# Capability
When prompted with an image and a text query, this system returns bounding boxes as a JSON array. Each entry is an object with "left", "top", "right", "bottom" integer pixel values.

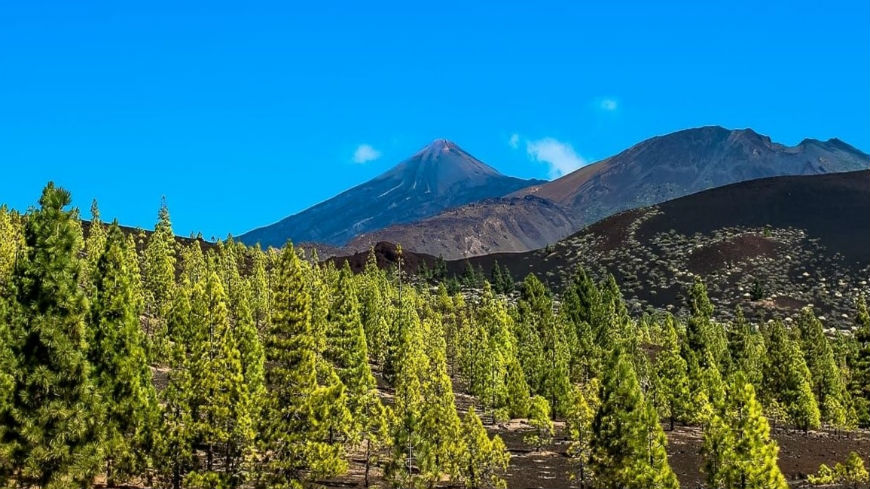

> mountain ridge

[
  {"left": 238, "top": 139, "right": 544, "bottom": 248},
  {"left": 359, "top": 126, "right": 868, "bottom": 258}
]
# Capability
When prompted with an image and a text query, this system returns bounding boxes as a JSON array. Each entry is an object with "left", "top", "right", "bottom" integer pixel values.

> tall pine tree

[
  {"left": 3, "top": 183, "right": 105, "bottom": 488},
  {"left": 89, "top": 223, "right": 160, "bottom": 486},
  {"left": 258, "top": 244, "right": 348, "bottom": 488}
]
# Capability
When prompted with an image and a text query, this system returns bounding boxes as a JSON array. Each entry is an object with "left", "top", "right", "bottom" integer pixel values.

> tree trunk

[
  {"left": 106, "top": 458, "right": 114, "bottom": 488},
  {"left": 364, "top": 438, "right": 371, "bottom": 488}
]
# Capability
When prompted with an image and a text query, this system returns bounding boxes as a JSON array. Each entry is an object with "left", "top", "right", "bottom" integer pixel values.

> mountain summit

[{"left": 239, "top": 140, "right": 543, "bottom": 248}]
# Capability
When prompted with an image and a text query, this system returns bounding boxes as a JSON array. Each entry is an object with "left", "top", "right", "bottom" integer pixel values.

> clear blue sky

[{"left": 1, "top": 1, "right": 868, "bottom": 239}]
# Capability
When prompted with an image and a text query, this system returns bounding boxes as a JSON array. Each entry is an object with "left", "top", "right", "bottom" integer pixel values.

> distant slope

[
  {"left": 451, "top": 170, "right": 870, "bottom": 327},
  {"left": 239, "top": 139, "right": 543, "bottom": 248},
  {"left": 365, "top": 127, "right": 868, "bottom": 259},
  {"left": 517, "top": 126, "right": 869, "bottom": 227},
  {"left": 346, "top": 196, "right": 577, "bottom": 258}
]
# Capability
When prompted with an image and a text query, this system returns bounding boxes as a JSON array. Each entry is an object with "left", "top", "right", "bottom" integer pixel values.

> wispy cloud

[
  {"left": 352, "top": 144, "right": 381, "bottom": 164},
  {"left": 525, "top": 137, "right": 587, "bottom": 178},
  {"left": 598, "top": 97, "right": 618, "bottom": 111},
  {"left": 508, "top": 133, "right": 520, "bottom": 149}
]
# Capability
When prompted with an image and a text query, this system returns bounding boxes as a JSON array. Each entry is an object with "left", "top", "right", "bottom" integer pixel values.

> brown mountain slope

[
  {"left": 346, "top": 195, "right": 577, "bottom": 258},
  {"left": 448, "top": 170, "right": 870, "bottom": 328},
  {"left": 357, "top": 126, "right": 868, "bottom": 259}
]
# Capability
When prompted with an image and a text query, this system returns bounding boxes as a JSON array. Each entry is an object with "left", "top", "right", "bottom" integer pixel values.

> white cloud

[
  {"left": 525, "top": 137, "right": 587, "bottom": 178},
  {"left": 352, "top": 144, "right": 381, "bottom": 164},
  {"left": 508, "top": 133, "right": 520, "bottom": 149},
  {"left": 598, "top": 97, "right": 618, "bottom": 111}
]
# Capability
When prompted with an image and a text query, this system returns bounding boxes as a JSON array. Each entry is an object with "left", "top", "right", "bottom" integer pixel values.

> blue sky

[{"left": 1, "top": 1, "right": 868, "bottom": 239}]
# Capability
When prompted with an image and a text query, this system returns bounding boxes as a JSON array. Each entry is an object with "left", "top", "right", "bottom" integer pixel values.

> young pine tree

[
  {"left": 3, "top": 183, "right": 105, "bottom": 488},
  {"left": 656, "top": 315, "right": 691, "bottom": 430},
  {"left": 565, "top": 385, "right": 594, "bottom": 488},
  {"left": 796, "top": 307, "right": 849, "bottom": 428},
  {"left": 387, "top": 297, "right": 429, "bottom": 488},
  {"left": 763, "top": 320, "right": 820, "bottom": 432},
  {"left": 82, "top": 199, "right": 107, "bottom": 295},
  {"left": 417, "top": 317, "right": 465, "bottom": 486},
  {"left": 589, "top": 351, "right": 679, "bottom": 489},
  {"left": 851, "top": 296, "right": 870, "bottom": 427},
  {"left": 728, "top": 307, "right": 766, "bottom": 392},
  {"left": 458, "top": 407, "right": 510, "bottom": 489},
  {"left": 702, "top": 374, "right": 788, "bottom": 489},
  {"left": 89, "top": 223, "right": 160, "bottom": 486},
  {"left": 524, "top": 395, "right": 553, "bottom": 451},
  {"left": 686, "top": 277, "right": 730, "bottom": 371}
]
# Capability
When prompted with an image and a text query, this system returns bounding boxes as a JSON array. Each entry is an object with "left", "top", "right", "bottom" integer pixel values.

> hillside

[
  {"left": 362, "top": 127, "right": 869, "bottom": 259},
  {"left": 448, "top": 170, "right": 870, "bottom": 327},
  {"left": 346, "top": 195, "right": 577, "bottom": 258},
  {"left": 238, "top": 139, "right": 543, "bottom": 248}
]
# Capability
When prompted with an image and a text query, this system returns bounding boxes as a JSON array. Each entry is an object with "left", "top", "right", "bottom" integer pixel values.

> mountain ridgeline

[
  {"left": 238, "top": 139, "right": 544, "bottom": 248},
  {"left": 352, "top": 127, "right": 869, "bottom": 258}
]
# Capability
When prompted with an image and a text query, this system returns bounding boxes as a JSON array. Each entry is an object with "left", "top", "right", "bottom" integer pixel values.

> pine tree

[
  {"left": 728, "top": 307, "right": 765, "bottom": 392},
  {"left": 3, "top": 183, "right": 105, "bottom": 488},
  {"left": 82, "top": 199, "right": 107, "bottom": 295},
  {"left": 234, "top": 281, "right": 266, "bottom": 430},
  {"left": 560, "top": 270, "right": 599, "bottom": 383},
  {"left": 763, "top": 320, "right": 820, "bottom": 431},
  {"left": 469, "top": 283, "right": 523, "bottom": 422},
  {"left": 524, "top": 395, "right": 553, "bottom": 451},
  {"left": 838, "top": 451, "right": 869, "bottom": 487},
  {"left": 89, "top": 223, "right": 160, "bottom": 486},
  {"left": 258, "top": 244, "right": 348, "bottom": 488},
  {"left": 702, "top": 374, "right": 788, "bottom": 489},
  {"left": 417, "top": 317, "right": 464, "bottom": 486},
  {"left": 248, "top": 247, "right": 271, "bottom": 334},
  {"left": 157, "top": 279, "right": 196, "bottom": 489},
  {"left": 589, "top": 351, "right": 679, "bottom": 489},
  {"left": 359, "top": 389, "right": 390, "bottom": 488},
  {"left": 505, "top": 357, "right": 531, "bottom": 419},
  {"left": 387, "top": 297, "right": 429, "bottom": 488},
  {"left": 458, "top": 407, "right": 510, "bottom": 489},
  {"left": 686, "top": 277, "right": 729, "bottom": 371},
  {"left": 656, "top": 315, "right": 691, "bottom": 430},
  {"left": 796, "top": 307, "right": 849, "bottom": 427},
  {"left": 142, "top": 198, "right": 177, "bottom": 362},
  {"left": 0, "top": 206, "right": 23, "bottom": 286},
  {"left": 325, "top": 267, "right": 364, "bottom": 411},
  {"left": 565, "top": 385, "right": 594, "bottom": 488},
  {"left": 0, "top": 269, "right": 17, "bottom": 483},
  {"left": 849, "top": 296, "right": 870, "bottom": 427},
  {"left": 327, "top": 264, "right": 386, "bottom": 465},
  {"left": 514, "top": 275, "right": 548, "bottom": 394},
  {"left": 540, "top": 313, "right": 572, "bottom": 418},
  {"left": 359, "top": 250, "right": 390, "bottom": 367},
  {"left": 187, "top": 271, "right": 254, "bottom": 488},
  {"left": 515, "top": 274, "right": 570, "bottom": 416}
]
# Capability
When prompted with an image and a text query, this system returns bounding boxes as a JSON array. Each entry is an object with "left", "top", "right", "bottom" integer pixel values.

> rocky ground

[{"left": 324, "top": 401, "right": 870, "bottom": 489}]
